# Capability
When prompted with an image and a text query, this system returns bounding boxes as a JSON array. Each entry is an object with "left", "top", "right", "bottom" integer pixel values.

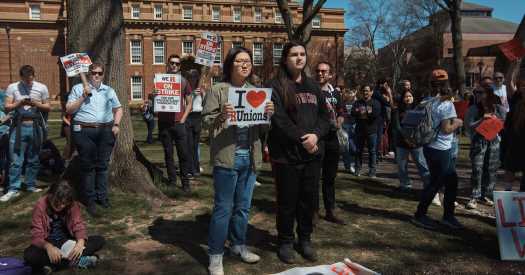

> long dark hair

[
  {"left": 398, "top": 90, "right": 416, "bottom": 113},
  {"left": 222, "top": 46, "right": 253, "bottom": 84},
  {"left": 277, "top": 41, "right": 307, "bottom": 109}
]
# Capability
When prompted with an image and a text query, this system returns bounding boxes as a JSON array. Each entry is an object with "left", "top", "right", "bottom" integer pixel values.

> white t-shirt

[
  {"left": 6, "top": 80, "right": 49, "bottom": 118},
  {"left": 493, "top": 84, "right": 509, "bottom": 113},
  {"left": 427, "top": 98, "right": 457, "bottom": 151},
  {"left": 192, "top": 92, "right": 203, "bottom": 113}
]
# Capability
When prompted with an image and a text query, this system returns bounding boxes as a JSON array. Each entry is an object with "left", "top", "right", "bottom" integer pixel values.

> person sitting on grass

[{"left": 24, "top": 180, "right": 105, "bottom": 274}]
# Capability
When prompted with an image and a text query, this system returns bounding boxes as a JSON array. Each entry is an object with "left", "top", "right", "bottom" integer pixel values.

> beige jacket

[{"left": 202, "top": 82, "right": 265, "bottom": 170}]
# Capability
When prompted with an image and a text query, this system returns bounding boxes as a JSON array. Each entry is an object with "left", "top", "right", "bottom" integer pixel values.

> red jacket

[{"left": 31, "top": 195, "right": 87, "bottom": 248}]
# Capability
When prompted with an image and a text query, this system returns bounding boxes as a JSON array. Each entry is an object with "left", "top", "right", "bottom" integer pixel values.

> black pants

[
  {"left": 144, "top": 119, "right": 155, "bottom": 144},
  {"left": 275, "top": 160, "right": 321, "bottom": 244},
  {"left": 416, "top": 147, "right": 457, "bottom": 219},
  {"left": 159, "top": 122, "right": 190, "bottom": 185},
  {"left": 24, "top": 235, "right": 105, "bottom": 270},
  {"left": 185, "top": 112, "right": 202, "bottom": 175},
  {"left": 320, "top": 133, "right": 340, "bottom": 212},
  {"left": 72, "top": 126, "right": 115, "bottom": 205}
]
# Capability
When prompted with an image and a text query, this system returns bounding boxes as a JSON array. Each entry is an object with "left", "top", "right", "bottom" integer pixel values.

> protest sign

[
  {"left": 195, "top": 32, "right": 219, "bottom": 67},
  {"left": 60, "top": 53, "right": 92, "bottom": 77},
  {"left": 227, "top": 87, "right": 271, "bottom": 127},
  {"left": 273, "top": 258, "right": 379, "bottom": 275},
  {"left": 494, "top": 191, "right": 525, "bottom": 260},
  {"left": 154, "top": 74, "right": 182, "bottom": 113}
]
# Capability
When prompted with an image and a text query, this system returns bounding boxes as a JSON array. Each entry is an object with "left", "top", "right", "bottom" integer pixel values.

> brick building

[
  {"left": 0, "top": 0, "right": 346, "bottom": 103},
  {"left": 378, "top": 2, "right": 518, "bottom": 92}
]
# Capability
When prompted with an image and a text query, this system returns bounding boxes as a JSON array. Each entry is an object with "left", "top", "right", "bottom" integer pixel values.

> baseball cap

[{"left": 431, "top": 69, "right": 448, "bottom": 81}]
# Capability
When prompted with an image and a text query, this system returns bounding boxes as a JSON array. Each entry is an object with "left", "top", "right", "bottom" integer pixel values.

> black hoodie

[{"left": 268, "top": 75, "right": 330, "bottom": 164}]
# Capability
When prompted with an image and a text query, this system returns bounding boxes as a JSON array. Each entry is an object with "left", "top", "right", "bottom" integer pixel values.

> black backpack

[{"left": 400, "top": 98, "right": 439, "bottom": 147}]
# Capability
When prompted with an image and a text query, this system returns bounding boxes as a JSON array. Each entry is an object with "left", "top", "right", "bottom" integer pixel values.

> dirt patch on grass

[{"left": 124, "top": 239, "right": 165, "bottom": 254}]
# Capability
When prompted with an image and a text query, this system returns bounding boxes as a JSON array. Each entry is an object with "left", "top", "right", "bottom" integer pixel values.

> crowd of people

[{"left": 0, "top": 40, "right": 523, "bottom": 275}]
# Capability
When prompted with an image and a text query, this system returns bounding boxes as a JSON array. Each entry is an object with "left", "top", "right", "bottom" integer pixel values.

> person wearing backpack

[
  {"left": 391, "top": 90, "right": 431, "bottom": 192},
  {"left": 412, "top": 69, "right": 464, "bottom": 230},
  {"left": 1, "top": 65, "right": 50, "bottom": 202},
  {"left": 464, "top": 87, "right": 504, "bottom": 209},
  {"left": 351, "top": 85, "right": 381, "bottom": 177}
]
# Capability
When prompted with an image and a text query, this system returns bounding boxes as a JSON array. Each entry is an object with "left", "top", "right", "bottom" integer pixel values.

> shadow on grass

[{"left": 148, "top": 213, "right": 276, "bottom": 271}]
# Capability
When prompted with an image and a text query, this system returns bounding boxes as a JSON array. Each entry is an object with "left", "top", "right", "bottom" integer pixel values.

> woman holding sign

[
  {"left": 202, "top": 47, "right": 274, "bottom": 275},
  {"left": 267, "top": 41, "right": 330, "bottom": 264}
]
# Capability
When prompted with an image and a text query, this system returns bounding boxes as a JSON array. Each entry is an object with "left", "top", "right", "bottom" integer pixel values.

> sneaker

[
  {"left": 27, "top": 187, "right": 42, "bottom": 193},
  {"left": 42, "top": 265, "right": 53, "bottom": 275},
  {"left": 296, "top": 241, "right": 317, "bottom": 262},
  {"left": 200, "top": 167, "right": 204, "bottom": 173},
  {"left": 354, "top": 170, "right": 361, "bottom": 177},
  {"left": 231, "top": 245, "right": 260, "bottom": 263},
  {"left": 0, "top": 191, "right": 20, "bottom": 202},
  {"left": 441, "top": 216, "right": 464, "bottom": 230},
  {"left": 431, "top": 194, "right": 442, "bottom": 207},
  {"left": 278, "top": 243, "right": 296, "bottom": 264},
  {"left": 77, "top": 255, "right": 98, "bottom": 269},
  {"left": 325, "top": 213, "right": 347, "bottom": 225},
  {"left": 368, "top": 172, "right": 376, "bottom": 178},
  {"left": 348, "top": 166, "right": 356, "bottom": 174},
  {"left": 208, "top": 254, "right": 224, "bottom": 275},
  {"left": 254, "top": 181, "right": 262, "bottom": 186},
  {"left": 411, "top": 214, "right": 437, "bottom": 230},
  {"left": 182, "top": 183, "right": 191, "bottom": 193},
  {"left": 466, "top": 199, "right": 477, "bottom": 210},
  {"left": 186, "top": 173, "right": 194, "bottom": 180},
  {"left": 481, "top": 197, "right": 494, "bottom": 206}
]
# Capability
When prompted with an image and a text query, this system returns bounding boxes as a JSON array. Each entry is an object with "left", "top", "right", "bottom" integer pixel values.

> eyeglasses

[
  {"left": 169, "top": 61, "right": 181, "bottom": 66},
  {"left": 234, "top": 59, "right": 252, "bottom": 66},
  {"left": 91, "top": 71, "right": 104, "bottom": 76},
  {"left": 495, "top": 77, "right": 503, "bottom": 80}
]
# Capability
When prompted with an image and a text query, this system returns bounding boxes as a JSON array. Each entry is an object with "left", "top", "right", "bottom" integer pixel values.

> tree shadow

[{"left": 148, "top": 213, "right": 276, "bottom": 271}]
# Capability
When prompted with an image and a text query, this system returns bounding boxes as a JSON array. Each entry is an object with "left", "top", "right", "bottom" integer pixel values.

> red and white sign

[
  {"left": 60, "top": 53, "right": 92, "bottom": 77},
  {"left": 499, "top": 38, "right": 525, "bottom": 62},
  {"left": 227, "top": 87, "right": 272, "bottom": 127},
  {"left": 154, "top": 74, "right": 182, "bottom": 113},
  {"left": 195, "top": 32, "right": 219, "bottom": 67},
  {"left": 494, "top": 191, "right": 525, "bottom": 260}
]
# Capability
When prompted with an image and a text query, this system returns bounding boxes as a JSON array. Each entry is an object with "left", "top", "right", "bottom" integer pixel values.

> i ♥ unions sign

[
  {"left": 494, "top": 191, "right": 525, "bottom": 260},
  {"left": 227, "top": 87, "right": 272, "bottom": 127}
]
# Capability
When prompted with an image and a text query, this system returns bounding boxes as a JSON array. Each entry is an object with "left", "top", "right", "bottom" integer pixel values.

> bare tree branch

[{"left": 296, "top": 0, "right": 327, "bottom": 39}]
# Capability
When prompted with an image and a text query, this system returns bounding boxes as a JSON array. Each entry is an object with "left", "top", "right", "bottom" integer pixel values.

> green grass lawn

[{"left": 1, "top": 112, "right": 524, "bottom": 274}]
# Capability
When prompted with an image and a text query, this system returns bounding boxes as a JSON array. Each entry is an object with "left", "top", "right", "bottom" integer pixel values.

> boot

[
  {"left": 296, "top": 240, "right": 317, "bottom": 262},
  {"left": 277, "top": 243, "right": 296, "bottom": 264}
]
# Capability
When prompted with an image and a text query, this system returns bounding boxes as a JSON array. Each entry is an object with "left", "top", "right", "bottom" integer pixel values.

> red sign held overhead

[{"left": 499, "top": 38, "right": 525, "bottom": 61}]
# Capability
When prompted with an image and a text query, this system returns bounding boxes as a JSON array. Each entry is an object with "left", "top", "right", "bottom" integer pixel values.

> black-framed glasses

[{"left": 91, "top": 71, "right": 104, "bottom": 76}]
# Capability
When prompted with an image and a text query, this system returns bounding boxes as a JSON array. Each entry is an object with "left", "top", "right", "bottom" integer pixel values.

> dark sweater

[
  {"left": 268, "top": 76, "right": 330, "bottom": 164},
  {"left": 351, "top": 98, "right": 381, "bottom": 135}
]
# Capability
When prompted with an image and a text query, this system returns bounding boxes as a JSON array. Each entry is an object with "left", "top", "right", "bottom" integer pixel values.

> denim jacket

[{"left": 202, "top": 82, "right": 265, "bottom": 171}]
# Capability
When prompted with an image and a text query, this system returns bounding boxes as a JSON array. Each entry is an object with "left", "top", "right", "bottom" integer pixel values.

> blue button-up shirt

[{"left": 67, "top": 83, "right": 121, "bottom": 123}]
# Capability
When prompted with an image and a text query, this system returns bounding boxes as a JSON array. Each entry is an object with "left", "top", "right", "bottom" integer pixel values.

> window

[
  {"left": 130, "top": 76, "right": 143, "bottom": 100},
  {"left": 273, "top": 43, "right": 283, "bottom": 65},
  {"left": 131, "top": 4, "right": 140, "bottom": 19},
  {"left": 447, "top": 48, "right": 453, "bottom": 55},
  {"left": 183, "top": 6, "right": 193, "bottom": 20},
  {"left": 29, "top": 4, "right": 40, "bottom": 20},
  {"left": 154, "top": 5, "right": 163, "bottom": 20},
  {"left": 211, "top": 76, "right": 222, "bottom": 86},
  {"left": 312, "top": 15, "right": 321, "bottom": 28},
  {"left": 253, "top": 42, "right": 263, "bottom": 65},
  {"left": 153, "top": 41, "right": 165, "bottom": 64},
  {"left": 182, "top": 41, "right": 193, "bottom": 56},
  {"left": 233, "top": 7, "right": 241, "bottom": 23},
  {"left": 130, "top": 40, "right": 142, "bottom": 64},
  {"left": 274, "top": 9, "right": 283, "bottom": 24},
  {"left": 214, "top": 42, "right": 222, "bottom": 64},
  {"left": 254, "top": 7, "right": 262, "bottom": 23},
  {"left": 212, "top": 6, "right": 220, "bottom": 21},
  {"left": 232, "top": 41, "right": 243, "bottom": 49}
]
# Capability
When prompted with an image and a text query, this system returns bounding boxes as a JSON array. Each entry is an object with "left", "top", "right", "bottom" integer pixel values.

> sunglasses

[
  {"left": 169, "top": 61, "right": 181, "bottom": 66},
  {"left": 495, "top": 77, "right": 503, "bottom": 80},
  {"left": 91, "top": 71, "right": 104, "bottom": 76}
]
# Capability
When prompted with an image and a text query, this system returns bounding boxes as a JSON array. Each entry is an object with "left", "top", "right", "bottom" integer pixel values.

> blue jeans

[
  {"left": 341, "top": 123, "right": 357, "bottom": 169},
  {"left": 355, "top": 133, "right": 377, "bottom": 174},
  {"left": 208, "top": 150, "right": 256, "bottom": 255},
  {"left": 72, "top": 126, "right": 115, "bottom": 204},
  {"left": 8, "top": 124, "right": 40, "bottom": 191},
  {"left": 396, "top": 147, "right": 430, "bottom": 188},
  {"left": 416, "top": 147, "right": 458, "bottom": 219}
]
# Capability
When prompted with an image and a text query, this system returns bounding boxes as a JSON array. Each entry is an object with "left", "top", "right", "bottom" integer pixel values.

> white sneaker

[
  {"left": 0, "top": 191, "right": 20, "bottom": 202},
  {"left": 349, "top": 166, "right": 356, "bottom": 174},
  {"left": 431, "top": 194, "right": 442, "bottom": 206},
  {"left": 231, "top": 245, "right": 260, "bottom": 263},
  {"left": 27, "top": 187, "right": 42, "bottom": 193},
  {"left": 254, "top": 181, "right": 262, "bottom": 186},
  {"left": 208, "top": 254, "right": 224, "bottom": 275},
  {"left": 200, "top": 167, "right": 204, "bottom": 173}
]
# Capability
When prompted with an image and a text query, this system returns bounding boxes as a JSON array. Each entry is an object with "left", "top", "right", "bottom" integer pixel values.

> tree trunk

[
  {"left": 449, "top": 0, "right": 465, "bottom": 94},
  {"left": 66, "top": 0, "right": 165, "bottom": 200}
]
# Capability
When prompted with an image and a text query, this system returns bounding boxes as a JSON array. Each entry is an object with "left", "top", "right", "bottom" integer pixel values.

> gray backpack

[{"left": 400, "top": 98, "right": 439, "bottom": 148}]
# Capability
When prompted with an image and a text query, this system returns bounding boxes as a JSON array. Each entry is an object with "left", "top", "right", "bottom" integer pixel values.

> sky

[{"left": 324, "top": 0, "right": 525, "bottom": 27}]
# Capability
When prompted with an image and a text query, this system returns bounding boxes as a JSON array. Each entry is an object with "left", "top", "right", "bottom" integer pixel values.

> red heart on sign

[{"left": 246, "top": 90, "right": 266, "bottom": 108}]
